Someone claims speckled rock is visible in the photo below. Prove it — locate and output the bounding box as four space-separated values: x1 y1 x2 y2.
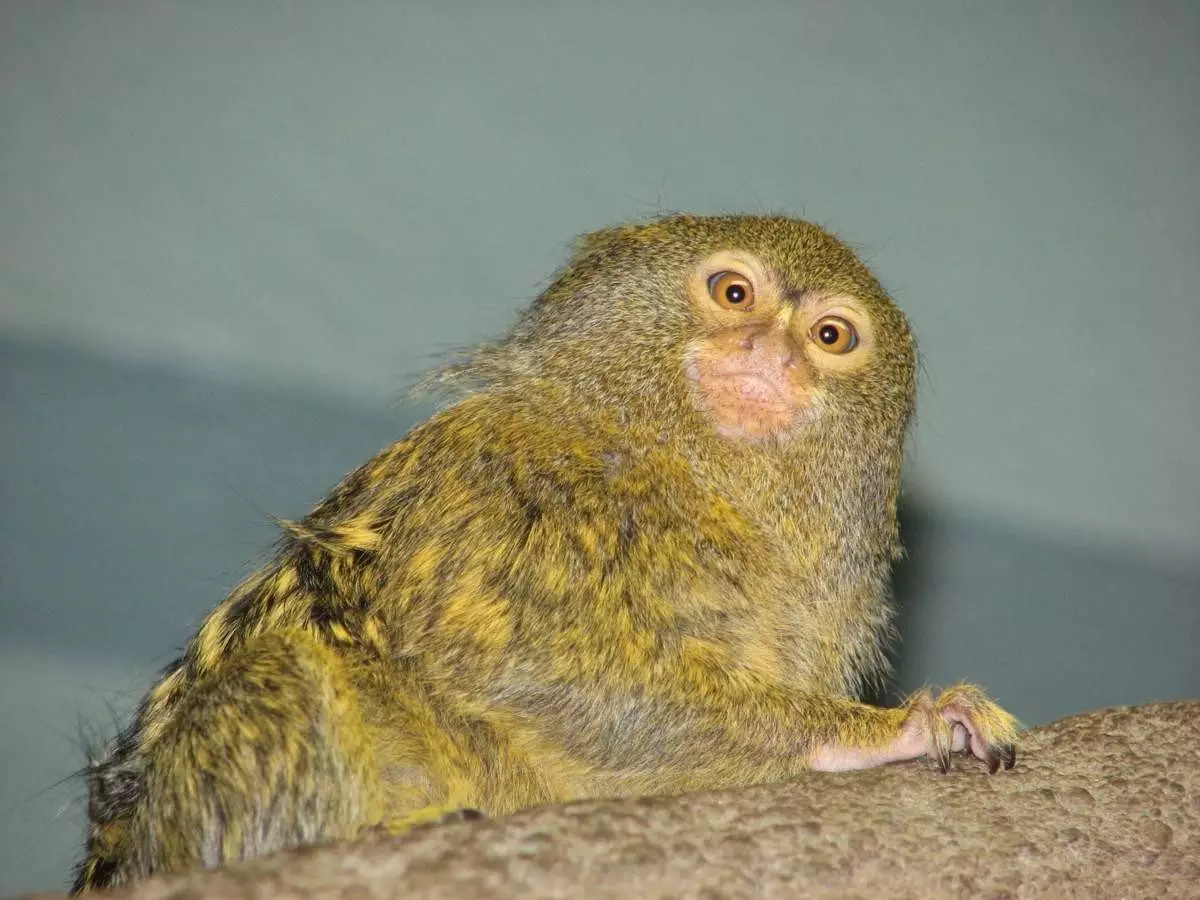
36 702 1200 900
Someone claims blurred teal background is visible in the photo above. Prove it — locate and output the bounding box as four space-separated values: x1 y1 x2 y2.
2 2 1198 894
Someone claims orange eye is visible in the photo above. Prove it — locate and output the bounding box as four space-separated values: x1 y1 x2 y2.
810 316 858 354
707 271 755 311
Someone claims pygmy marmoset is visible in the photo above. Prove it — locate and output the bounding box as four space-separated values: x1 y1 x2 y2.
73 214 1017 891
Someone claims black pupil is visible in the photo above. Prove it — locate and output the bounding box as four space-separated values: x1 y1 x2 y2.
725 283 746 304
819 324 840 344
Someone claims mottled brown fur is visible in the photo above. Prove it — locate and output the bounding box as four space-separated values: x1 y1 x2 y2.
73 215 1016 891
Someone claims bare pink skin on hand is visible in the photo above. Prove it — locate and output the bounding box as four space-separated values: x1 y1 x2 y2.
809 687 1018 774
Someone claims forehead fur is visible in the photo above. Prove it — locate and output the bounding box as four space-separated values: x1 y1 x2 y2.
572 214 887 304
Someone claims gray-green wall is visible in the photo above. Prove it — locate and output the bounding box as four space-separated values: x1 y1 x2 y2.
2 2 1197 894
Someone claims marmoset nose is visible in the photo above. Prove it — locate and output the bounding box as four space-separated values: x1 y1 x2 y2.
738 326 799 369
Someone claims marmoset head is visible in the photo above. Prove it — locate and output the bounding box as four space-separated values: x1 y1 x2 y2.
449 215 915 457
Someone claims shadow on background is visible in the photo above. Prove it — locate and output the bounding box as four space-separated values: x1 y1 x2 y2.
890 501 1199 729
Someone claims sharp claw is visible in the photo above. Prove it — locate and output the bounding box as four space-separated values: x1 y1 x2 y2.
987 754 1001 775
1001 745 1016 770
937 748 951 773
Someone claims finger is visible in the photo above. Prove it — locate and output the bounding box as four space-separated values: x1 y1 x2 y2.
932 716 953 773
949 722 969 753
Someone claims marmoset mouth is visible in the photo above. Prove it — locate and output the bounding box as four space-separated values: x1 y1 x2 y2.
685 362 813 441
686 358 809 406
721 371 789 405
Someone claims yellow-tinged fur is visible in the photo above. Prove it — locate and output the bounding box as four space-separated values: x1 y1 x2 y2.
73 215 1017 891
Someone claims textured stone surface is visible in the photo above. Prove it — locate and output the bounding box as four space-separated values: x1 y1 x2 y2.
35 702 1200 899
